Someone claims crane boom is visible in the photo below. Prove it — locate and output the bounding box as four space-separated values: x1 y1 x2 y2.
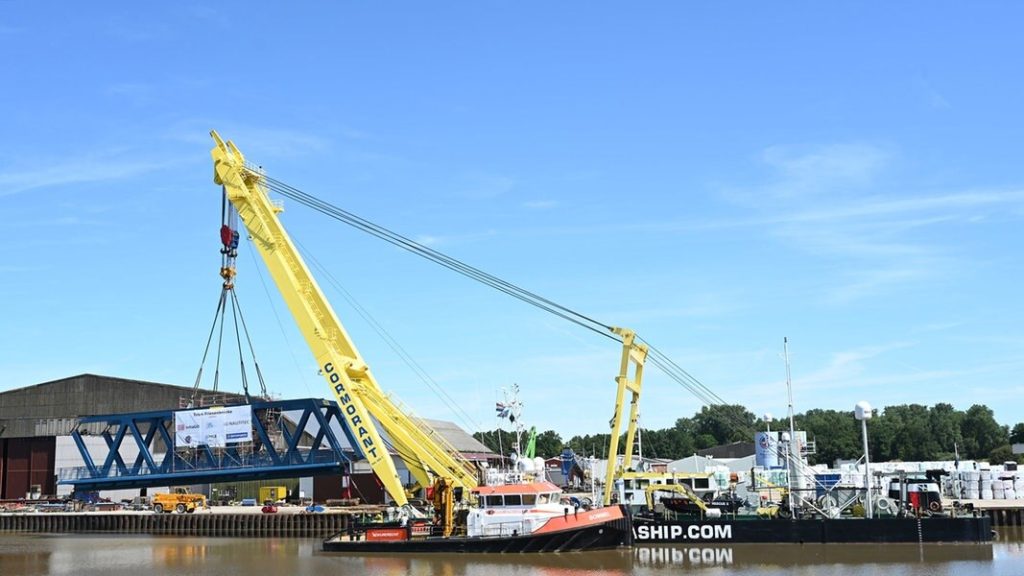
209 131 477 506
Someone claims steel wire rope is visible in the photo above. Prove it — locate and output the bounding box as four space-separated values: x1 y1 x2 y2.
189 290 228 406
251 170 808 476
261 175 587 321
297 239 487 442
643 344 816 488
227 292 252 401
212 290 229 393
228 288 270 400
645 349 806 472
255 172 616 342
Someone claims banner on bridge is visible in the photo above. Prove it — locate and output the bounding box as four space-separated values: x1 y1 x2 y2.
174 405 252 448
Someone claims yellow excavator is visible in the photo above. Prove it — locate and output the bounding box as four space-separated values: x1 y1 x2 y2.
644 483 713 515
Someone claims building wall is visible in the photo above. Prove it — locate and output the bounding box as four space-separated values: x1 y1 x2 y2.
1 437 55 499
53 435 168 500
313 473 386 504
0 374 488 504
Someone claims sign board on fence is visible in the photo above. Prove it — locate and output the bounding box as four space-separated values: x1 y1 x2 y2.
174 405 252 448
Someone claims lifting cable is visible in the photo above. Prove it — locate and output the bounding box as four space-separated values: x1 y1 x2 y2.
189 190 270 406
300 240 486 438
246 167 786 456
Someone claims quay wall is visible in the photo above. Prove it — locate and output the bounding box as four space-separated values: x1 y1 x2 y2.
0 512 348 537
983 508 1024 527
3 508 1022 536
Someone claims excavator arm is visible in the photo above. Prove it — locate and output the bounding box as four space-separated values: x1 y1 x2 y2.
644 483 710 513
209 131 477 506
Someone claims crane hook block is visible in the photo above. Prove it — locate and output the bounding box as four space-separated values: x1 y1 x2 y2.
220 225 240 249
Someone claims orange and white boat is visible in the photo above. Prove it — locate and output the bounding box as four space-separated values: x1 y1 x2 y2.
324 470 632 553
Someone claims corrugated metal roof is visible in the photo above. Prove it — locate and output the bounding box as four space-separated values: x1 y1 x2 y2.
0 374 247 438
420 418 494 454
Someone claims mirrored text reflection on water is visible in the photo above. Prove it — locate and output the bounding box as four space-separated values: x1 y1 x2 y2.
1 532 1023 576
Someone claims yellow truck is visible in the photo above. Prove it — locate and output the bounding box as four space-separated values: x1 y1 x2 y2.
152 488 208 514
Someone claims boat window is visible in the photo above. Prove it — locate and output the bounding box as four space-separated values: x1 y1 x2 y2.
536 493 549 504
693 478 710 490
505 495 523 506
522 494 536 505
485 495 503 507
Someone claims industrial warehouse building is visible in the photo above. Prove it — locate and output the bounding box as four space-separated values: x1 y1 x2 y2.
0 374 492 503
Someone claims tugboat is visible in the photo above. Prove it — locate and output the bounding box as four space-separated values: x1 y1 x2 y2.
324 463 633 553
323 386 633 553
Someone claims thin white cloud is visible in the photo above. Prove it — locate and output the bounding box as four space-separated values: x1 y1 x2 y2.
761 141 888 190
708 143 1024 304
523 200 558 210
798 342 915 387
497 186 1024 244
909 321 963 335
781 189 1024 225
824 266 930 305
164 124 330 159
0 265 46 273
187 5 230 26
608 298 744 324
0 154 178 196
413 229 497 248
104 83 156 106
456 172 515 200
915 75 952 110
220 128 330 159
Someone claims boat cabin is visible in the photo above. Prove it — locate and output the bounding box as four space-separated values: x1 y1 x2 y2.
468 481 569 537
474 481 564 509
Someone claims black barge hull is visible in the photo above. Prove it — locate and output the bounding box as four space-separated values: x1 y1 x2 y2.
633 515 992 544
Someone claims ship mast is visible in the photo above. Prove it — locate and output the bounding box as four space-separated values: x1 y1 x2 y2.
784 337 799 516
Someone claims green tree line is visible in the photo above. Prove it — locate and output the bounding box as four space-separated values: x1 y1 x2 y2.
473 403 1024 465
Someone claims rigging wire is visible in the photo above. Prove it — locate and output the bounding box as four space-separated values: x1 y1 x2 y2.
189 291 228 407
255 171 616 342
228 292 251 401
190 188 276 406
298 239 487 437
247 166 809 473
229 288 269 399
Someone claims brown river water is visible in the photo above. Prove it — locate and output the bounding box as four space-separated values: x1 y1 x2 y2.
1 529 1023 576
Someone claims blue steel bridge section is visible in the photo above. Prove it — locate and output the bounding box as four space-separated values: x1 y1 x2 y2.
58 398 356 491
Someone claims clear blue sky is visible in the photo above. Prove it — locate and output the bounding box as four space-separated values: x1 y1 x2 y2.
2 3 1022 442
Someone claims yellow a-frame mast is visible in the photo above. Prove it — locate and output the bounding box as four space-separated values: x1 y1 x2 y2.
603 327 648 505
